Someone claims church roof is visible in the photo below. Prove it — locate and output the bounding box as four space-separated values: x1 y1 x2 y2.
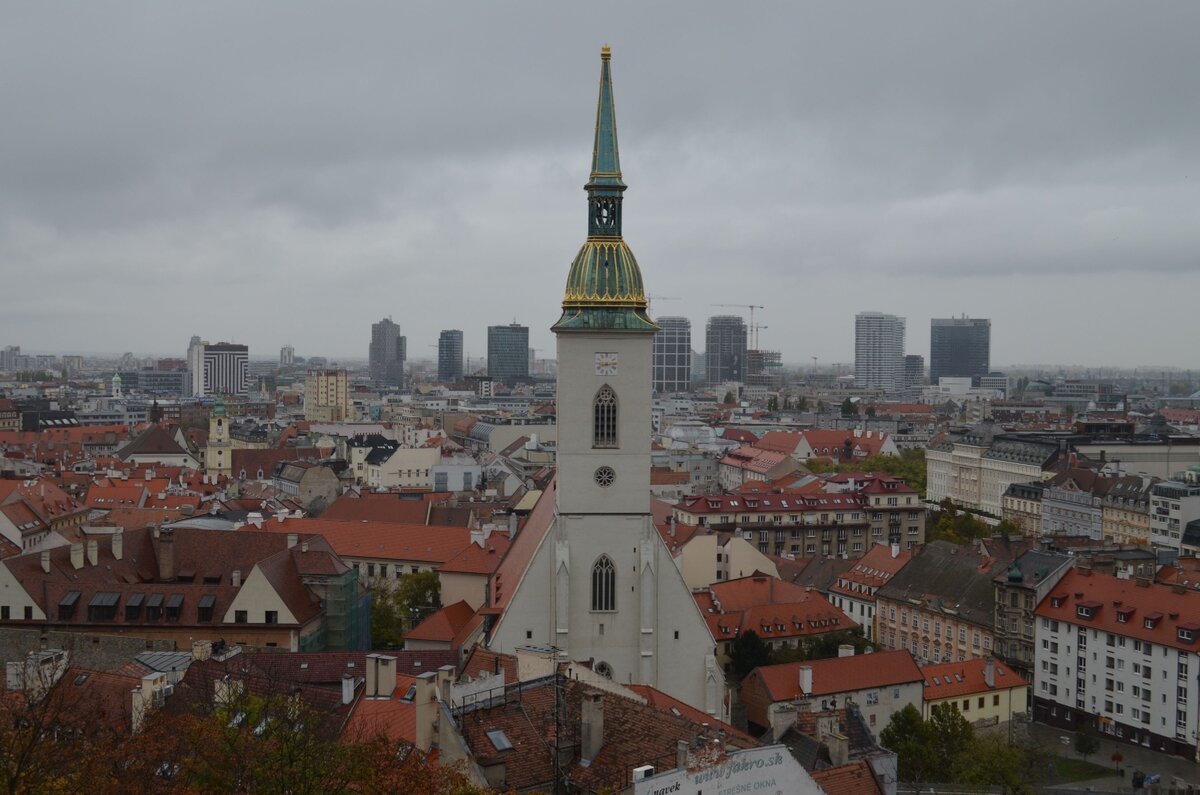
553 48 657 335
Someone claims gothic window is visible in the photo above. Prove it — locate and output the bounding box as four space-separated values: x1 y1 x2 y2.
591 555 616 612
593 385 618 448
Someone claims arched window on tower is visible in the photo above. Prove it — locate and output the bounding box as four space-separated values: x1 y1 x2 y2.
593 385 618 448
591 555 616 612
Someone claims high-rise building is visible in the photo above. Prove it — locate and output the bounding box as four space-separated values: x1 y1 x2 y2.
930 316 991 385
0 346 19 372
490 48 720 714
369 318 406 387
280 345 295 367
745 349 783 389
304 369 349 422
705 316 747 386
653 316 692 393
855 312 906 393
904 354 926 389
192 343 249 397
438 330 464 382
487 324 529 385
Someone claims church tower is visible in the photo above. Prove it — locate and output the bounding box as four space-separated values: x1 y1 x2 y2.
484 49 723 715
205 396 232 478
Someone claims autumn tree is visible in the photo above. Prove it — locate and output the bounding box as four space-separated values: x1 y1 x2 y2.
729 629 773 681
371 570 442 647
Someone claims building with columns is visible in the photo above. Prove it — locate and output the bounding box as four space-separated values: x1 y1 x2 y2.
487 49 724 717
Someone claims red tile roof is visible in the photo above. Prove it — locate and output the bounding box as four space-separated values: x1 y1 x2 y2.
342 674 419 744
406 600 477 644
719 445 792 475
753 650 923 701
490 479 556 613
811 760 885 795
245 518 472 565
700 576 856 643
624 684 755 744
921 657 1027 701
459 647 518 684
1035 570 1200 654
829 542 912 598
437 534 510 575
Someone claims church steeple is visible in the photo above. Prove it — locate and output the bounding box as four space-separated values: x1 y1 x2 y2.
553 47 657 334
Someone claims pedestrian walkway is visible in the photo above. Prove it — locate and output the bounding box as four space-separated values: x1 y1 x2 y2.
1030 722 1199 792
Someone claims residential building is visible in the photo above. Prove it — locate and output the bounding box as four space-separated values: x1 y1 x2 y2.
904 354 925 389
369 318 406 386
925 422 1062 516
0 398 19 431
1001 480 1045 536
0 527 368 651
1033 570 1200 759
437 329 464 382
929 316 990 385
717 445 800 490
696 575 855 674
992 550 1074 681
1102 477 1155 544
741 649 924 735
303 369 349 422
876 539 1028 665
826 542 912 641
486 323 529 385
756 429 899 463
653 315 692 393
1149 481 1200 551
365 446 441 490
854 312 905 393
279 345 294 367
273 461 341 510
661 524 780 589
672 475 925 558
485 50 725 718
705 315 747 386
921 657 1028 727
1040 469 1111 540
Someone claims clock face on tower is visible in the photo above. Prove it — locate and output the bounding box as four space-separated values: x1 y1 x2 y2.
595 352 618 376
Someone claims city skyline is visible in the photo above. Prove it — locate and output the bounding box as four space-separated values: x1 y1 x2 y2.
2 4 1198 368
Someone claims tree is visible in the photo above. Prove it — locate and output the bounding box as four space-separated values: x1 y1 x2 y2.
879 705 934 784
723 391 736 405
370 571 441 648
864 405 876 418
729 629 773 681
840 398 857 417
766 396 778 412
769 628 875 664
1074 729 1100 762
928 702 974 771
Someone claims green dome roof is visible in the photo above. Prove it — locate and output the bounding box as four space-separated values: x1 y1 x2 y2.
552 48 657 335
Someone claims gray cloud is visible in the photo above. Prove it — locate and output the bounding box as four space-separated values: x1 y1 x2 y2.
1 1 1198 368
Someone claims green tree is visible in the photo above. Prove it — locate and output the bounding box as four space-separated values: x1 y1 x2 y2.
954 733 1029 793
723 391 736 405
729 629 773 681
928 702 974 771
370 571 441 648
766 396 778 412
840 398 857 417
1074 729 1100 762
879 705 934 783
796 396 808 411
864 405 876 418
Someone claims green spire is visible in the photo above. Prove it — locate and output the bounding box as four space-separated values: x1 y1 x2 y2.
588 46 624 190
552 47 657 335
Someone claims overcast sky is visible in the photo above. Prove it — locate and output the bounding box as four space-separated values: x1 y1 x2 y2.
2 2 1197 369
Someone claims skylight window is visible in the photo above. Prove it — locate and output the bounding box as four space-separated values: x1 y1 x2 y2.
486 730 513 752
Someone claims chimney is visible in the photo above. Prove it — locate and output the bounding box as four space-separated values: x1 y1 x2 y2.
580 690 605 766
838 644 855 658
799 665 813 695
40 550 50 574
231 570 241 588
111 529 123 561
85 539 98 567
508 512 518 535
414 671 437 752
669 515 677 537
70 543 84 570
286 533 298 549
470 529 485 548
366 653 397 698
984 656 995 689
437 664 456 697
156 528 175 582
342 673 356 705
676 738 688 769
192 640 213 661
890 542 900 558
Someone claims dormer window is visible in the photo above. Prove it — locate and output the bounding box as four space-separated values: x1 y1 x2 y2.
1077 606 1092 619
1179 629 1195 643
1050 596 1064 608
1143 614 1161 629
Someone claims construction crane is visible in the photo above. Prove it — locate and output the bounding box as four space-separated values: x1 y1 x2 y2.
646 295 680 312
750 324 769 351
711 303 765 346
